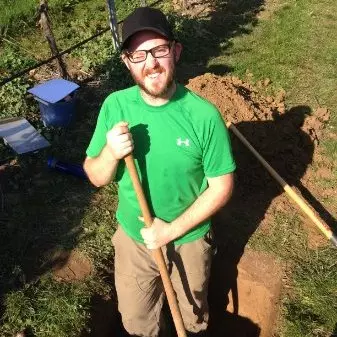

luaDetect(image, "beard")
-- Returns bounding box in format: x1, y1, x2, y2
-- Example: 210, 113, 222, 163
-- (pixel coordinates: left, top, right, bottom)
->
129, 62, 175, 98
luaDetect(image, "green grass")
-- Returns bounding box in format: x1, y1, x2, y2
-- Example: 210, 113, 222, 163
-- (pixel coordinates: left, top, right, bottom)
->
283, 246, 337, 337
0, 0, 149, 38
0, 155, 119, 336
250, 212, 337, 336
0, 0, 140, 62
213, 0, 337, 125
0, 0, 336, 336
1, 276, 91, 337
0, 0, 36, 33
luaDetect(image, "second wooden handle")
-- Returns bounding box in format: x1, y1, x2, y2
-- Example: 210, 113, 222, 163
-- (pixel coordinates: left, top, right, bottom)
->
226, 121, 337, 247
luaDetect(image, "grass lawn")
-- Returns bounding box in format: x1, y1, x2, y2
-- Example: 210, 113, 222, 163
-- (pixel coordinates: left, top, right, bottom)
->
0, 0, 336, 336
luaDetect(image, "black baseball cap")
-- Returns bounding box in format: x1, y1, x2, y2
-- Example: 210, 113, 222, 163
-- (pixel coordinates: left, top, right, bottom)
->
121, 7, 174, 50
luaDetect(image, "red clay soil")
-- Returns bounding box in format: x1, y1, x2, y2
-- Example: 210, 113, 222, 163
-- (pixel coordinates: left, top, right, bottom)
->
186, 73, 328, 137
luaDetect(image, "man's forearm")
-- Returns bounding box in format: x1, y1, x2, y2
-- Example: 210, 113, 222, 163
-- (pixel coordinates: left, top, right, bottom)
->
140, 174, 234, 249
84, 146, 119, 187
170, 174, 234, 239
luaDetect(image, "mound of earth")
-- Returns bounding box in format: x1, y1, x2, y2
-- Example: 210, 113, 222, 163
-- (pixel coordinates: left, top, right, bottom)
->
186, 73, 329, 142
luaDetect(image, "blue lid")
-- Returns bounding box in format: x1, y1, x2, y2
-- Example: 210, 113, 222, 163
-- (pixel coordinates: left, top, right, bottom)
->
28, 78, 80, 104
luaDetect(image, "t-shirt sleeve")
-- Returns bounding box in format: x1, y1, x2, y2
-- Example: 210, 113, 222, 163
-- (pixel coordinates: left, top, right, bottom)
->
86, 101, 110, 158
202, 108, 236, 177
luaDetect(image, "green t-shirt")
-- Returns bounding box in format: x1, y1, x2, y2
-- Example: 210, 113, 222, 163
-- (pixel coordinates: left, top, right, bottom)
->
86, 83, 236, 244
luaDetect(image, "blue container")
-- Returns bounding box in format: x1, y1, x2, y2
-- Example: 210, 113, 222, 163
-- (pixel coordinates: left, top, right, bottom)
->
28, 78, 80, 127
48, 157, 87, 179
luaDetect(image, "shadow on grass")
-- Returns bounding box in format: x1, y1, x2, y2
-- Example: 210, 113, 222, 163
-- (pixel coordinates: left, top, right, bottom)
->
173, 0, 265, 83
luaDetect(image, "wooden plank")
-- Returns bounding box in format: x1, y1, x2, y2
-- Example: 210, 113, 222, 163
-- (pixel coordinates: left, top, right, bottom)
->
39, 0, 69, 79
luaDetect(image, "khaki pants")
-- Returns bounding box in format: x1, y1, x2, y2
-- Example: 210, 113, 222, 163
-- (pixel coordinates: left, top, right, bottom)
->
112, 226, 213, 337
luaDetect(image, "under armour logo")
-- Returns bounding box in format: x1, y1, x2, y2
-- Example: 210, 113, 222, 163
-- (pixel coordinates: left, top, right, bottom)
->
177, 138, 190, 146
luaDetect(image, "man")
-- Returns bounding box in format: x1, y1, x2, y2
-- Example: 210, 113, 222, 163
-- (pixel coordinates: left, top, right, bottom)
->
84, 6, 235, 337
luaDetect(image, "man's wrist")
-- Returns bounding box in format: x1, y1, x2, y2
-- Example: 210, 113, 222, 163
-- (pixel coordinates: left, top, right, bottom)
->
102, 145, 119, 164
169, 219, 184, 241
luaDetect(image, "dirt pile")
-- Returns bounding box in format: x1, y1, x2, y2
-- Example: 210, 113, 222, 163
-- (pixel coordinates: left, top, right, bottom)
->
187, 73, 329, 144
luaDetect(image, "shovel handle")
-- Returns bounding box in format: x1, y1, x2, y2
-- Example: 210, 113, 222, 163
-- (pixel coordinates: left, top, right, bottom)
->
124, 154, 187, 337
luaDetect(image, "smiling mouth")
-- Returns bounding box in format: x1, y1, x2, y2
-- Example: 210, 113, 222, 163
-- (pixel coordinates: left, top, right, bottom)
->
147, 72, 161, 79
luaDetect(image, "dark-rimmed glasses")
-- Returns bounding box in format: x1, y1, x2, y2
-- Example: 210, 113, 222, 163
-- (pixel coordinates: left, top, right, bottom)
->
125, 42, 174, 63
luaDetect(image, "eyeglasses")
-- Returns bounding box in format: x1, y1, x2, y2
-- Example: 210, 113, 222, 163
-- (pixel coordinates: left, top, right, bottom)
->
125, 42, 173, 63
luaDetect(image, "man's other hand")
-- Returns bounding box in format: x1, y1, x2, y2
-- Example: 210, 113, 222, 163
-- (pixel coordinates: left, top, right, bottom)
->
139, 217, 176, 249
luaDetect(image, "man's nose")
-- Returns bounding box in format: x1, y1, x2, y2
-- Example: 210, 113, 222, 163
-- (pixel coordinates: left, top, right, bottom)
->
145, 52, 159, 68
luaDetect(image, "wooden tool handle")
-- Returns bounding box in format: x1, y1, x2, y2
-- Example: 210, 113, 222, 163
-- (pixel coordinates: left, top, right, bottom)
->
124, 154, 152, 227
226, 121, 337, 247
124, 154, 187, 337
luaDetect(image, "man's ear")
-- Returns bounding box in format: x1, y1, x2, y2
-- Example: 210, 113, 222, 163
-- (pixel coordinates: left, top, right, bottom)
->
121, 53, 130, 70
174, 42, 183, 63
